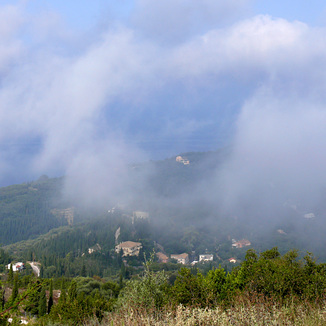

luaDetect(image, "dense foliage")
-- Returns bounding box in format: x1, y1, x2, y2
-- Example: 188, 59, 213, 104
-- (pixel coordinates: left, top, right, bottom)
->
0, 177, 68, 245
1, 247, 326, 325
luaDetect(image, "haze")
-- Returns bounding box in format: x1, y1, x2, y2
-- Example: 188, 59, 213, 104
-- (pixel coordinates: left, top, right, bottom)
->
1, 1, 326, 230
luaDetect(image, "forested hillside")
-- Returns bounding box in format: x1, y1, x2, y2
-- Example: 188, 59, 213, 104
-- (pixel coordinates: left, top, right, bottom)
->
2, 149, 326, 278
145, 149, 228, 197
0, 150, 228, 246
0, 176, 70, 245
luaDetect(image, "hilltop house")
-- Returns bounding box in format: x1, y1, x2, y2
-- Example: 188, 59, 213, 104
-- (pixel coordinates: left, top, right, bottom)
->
199, 254, 214, 262
176, 156, 190, 165
228, 258, 237, 263
115, 241, 142, 257
171, 253, 189, 265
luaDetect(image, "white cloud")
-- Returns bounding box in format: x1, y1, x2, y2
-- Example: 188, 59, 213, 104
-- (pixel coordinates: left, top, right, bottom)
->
215, 83, 326, 221
171, 15, 314, 78
0, 27, 157, 174
1, 0, 326, 216
0, 4, 23, 73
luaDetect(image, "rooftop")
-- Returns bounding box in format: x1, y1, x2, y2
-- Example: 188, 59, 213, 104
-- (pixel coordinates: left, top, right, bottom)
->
118, 241, 142, 248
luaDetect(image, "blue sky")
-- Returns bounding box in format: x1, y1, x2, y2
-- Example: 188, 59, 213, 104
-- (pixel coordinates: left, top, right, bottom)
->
22, 0, 326, 30
254, 0, 326, 25
1, 0, 326, 190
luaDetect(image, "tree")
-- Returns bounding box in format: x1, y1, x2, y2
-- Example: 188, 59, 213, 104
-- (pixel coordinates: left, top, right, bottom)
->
10, 274, 19, 304
49, 282, 68, 322
68, 280, 77, 303
117, 253, 169, 311
119, 272, 123, 289
81, 262, 86, 277
0, 285, 4, 310
39, 265, 44, 278
49, 280, 87, 325
38, 286, 46, 316
204, 266, 227, 305
7, 265, 13, 286
24, 280, 42, 316
172, 267, 206, 307
47, 280, 53, 314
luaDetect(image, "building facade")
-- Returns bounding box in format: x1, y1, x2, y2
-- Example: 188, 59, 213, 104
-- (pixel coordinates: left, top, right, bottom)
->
115, 241, 142, 257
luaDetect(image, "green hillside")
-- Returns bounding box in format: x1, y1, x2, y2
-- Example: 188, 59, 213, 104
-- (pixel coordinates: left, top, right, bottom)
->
0, 176, 70, 245
1, 148, 326, 278
0, 149, 228, 246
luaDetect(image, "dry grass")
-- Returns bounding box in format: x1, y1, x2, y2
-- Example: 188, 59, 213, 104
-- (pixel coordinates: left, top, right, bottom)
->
83, 302, 326, 326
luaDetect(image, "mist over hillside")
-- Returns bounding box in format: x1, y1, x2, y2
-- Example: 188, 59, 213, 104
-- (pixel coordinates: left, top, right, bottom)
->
1, 148, 326, 262
2, 2, 326, 324
1, 2, 326, 262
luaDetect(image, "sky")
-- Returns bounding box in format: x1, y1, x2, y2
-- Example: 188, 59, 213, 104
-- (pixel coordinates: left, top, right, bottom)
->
1, 0, 326, 198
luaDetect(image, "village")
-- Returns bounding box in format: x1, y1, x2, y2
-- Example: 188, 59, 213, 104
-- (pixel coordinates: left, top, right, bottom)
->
5, 203, 253, 276
110, 208, 251, 267
113, 237, 251, 266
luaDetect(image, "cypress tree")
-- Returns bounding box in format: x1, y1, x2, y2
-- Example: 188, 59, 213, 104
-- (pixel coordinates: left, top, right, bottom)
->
39, 265, 44, 278
0, 286, 5, 310
120, 262, 126, 279
11, 273, 19, 303
47, 280, 53, 314
119, 272, 123, 289
68, 280, 77, 303
38, 286, 46, 316
8, 264, 13, 286
59, 282, 66, 304
25, 280, 41, 316
81, 262, 86, 277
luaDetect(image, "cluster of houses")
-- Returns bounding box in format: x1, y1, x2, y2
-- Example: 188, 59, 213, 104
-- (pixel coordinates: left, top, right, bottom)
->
114, 241, 195, 264
110, 206, 250, 265
114, 240, 242, 265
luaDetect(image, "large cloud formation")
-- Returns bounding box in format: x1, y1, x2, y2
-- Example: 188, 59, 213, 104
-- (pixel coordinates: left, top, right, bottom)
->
1, 1, 326, 214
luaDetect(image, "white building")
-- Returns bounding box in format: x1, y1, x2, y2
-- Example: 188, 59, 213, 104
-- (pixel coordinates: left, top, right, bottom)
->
199, 254, 214, 262
171, 253, 189, 265
115, 241, 142, 257
7, 262, 24, 272
228, 258, 237, 263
